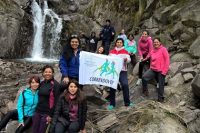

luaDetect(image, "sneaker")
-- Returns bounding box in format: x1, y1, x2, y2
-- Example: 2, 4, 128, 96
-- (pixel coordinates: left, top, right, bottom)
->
136, 78, 142, 86
156, 83, 159, 88
107, 105, 114, 110
128, 102, 135, 107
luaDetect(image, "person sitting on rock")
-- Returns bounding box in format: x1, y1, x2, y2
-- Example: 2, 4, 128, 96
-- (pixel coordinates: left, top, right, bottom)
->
49, 79, 87, 133
32, 65, 61, 133
0, 76, 40, 133
124, 33, 137, 68
142, 37, 170, 102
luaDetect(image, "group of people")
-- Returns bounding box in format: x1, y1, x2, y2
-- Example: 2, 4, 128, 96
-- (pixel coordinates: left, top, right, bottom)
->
0, 19, 170, 133
0, 65, 87, 133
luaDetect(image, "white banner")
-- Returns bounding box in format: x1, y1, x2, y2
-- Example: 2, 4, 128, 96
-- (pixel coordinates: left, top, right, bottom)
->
79, 51, 123, 89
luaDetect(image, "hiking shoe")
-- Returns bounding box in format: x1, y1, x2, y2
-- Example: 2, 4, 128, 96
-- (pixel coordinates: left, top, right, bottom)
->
128, 102, 135, 107
136, 78, 142, 86
143, 90, 149, 96
157, 98, 164, 103
107, 105, 114, 110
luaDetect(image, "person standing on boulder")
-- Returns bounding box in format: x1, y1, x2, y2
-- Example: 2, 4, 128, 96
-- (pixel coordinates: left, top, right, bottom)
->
59, 36, 82, 85
136, 30, 153, 86
0, 76, 40, 133
99, 19, 115, 55
107, 38, 133, 110
142, 37, 170, 102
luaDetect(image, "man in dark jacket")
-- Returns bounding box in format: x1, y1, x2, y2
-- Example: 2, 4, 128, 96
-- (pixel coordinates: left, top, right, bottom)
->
99, 19, 115, 55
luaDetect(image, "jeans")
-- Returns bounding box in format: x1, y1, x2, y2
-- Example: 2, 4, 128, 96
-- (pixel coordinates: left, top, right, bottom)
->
138, 59, 150, 79
102, 40, 111, 55
55, 121, 79, 133
142, 69, 165, 100
110, 71, 130, 106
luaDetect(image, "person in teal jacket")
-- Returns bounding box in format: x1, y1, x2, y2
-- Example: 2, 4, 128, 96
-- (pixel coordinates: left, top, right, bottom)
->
124, 34, 137, 67
0, 76, 40, 133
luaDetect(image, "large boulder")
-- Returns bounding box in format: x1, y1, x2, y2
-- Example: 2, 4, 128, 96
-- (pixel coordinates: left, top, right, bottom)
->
191, 74, 200, 98
169, 62, 193, 77
182, 107, 200, 133
189, 36, 200, 58
171, 53, 192, 63
180, 1, 200, 28
83, 85, 106, 105
0, 0, 23, 58
168, 73, 184, 87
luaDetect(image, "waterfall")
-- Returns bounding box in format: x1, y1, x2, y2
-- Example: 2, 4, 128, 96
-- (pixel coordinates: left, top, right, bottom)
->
29, 0, 62, 62
31, 0, 43, 59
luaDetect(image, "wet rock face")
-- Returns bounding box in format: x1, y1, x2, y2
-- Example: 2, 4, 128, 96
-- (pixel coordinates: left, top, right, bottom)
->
0, 0, 32, 58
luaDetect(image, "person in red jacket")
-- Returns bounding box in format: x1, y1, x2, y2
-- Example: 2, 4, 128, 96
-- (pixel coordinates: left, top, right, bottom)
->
142, 37, 170, 102
107, 38, 133, 110
136, 30, 153, 85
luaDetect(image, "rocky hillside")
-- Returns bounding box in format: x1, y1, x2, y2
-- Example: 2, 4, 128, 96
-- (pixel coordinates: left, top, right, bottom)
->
1, 0, 200, 133
1, 0, 200, 59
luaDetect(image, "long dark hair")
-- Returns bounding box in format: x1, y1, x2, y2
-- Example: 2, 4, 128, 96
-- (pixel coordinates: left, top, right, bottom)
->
64, 79, 85, 104
63, 36, 80, 60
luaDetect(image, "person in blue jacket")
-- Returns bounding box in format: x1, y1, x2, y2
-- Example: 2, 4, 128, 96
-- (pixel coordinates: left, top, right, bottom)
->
0, 75, 40, 133
59, 35, 81, 84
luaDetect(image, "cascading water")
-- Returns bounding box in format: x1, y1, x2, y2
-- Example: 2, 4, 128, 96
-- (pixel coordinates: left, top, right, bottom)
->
28, 0, 62, 62
31, 0, 43, 59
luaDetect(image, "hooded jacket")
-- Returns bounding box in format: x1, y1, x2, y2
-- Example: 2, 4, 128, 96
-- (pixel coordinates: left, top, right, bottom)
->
109, 47, 131, 71
150, 45, 170, 75
17, 88, 39, 123
124, 39, 137, 54
138, 36, 153, 58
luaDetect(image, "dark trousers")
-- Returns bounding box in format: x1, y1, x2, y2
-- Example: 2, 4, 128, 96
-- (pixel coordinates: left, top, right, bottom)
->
89, 43, 97, 53
110, 71, 130, 106
102, 40, 111, 55
142, 69, 165, 100
138, 59, 150, 78
130, 54, 136, 68
32, 112, 48, 133
0, 109, 32, 133
55, 121, 79, 133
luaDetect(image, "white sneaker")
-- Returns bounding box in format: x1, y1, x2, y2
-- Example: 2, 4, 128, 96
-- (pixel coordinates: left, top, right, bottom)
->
156, 83, 159, 88
136, 78, 142, 86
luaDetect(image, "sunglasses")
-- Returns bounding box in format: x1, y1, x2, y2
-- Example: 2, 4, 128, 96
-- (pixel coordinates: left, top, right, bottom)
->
71, 34, 78, 37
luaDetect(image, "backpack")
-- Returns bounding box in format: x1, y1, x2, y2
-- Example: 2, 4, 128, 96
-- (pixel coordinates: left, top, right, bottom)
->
22, 90, 26, 118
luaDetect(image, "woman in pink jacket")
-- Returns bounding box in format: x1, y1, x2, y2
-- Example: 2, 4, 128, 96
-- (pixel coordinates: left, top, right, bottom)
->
136, 30, 153, 85
142, 37, 170, 102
